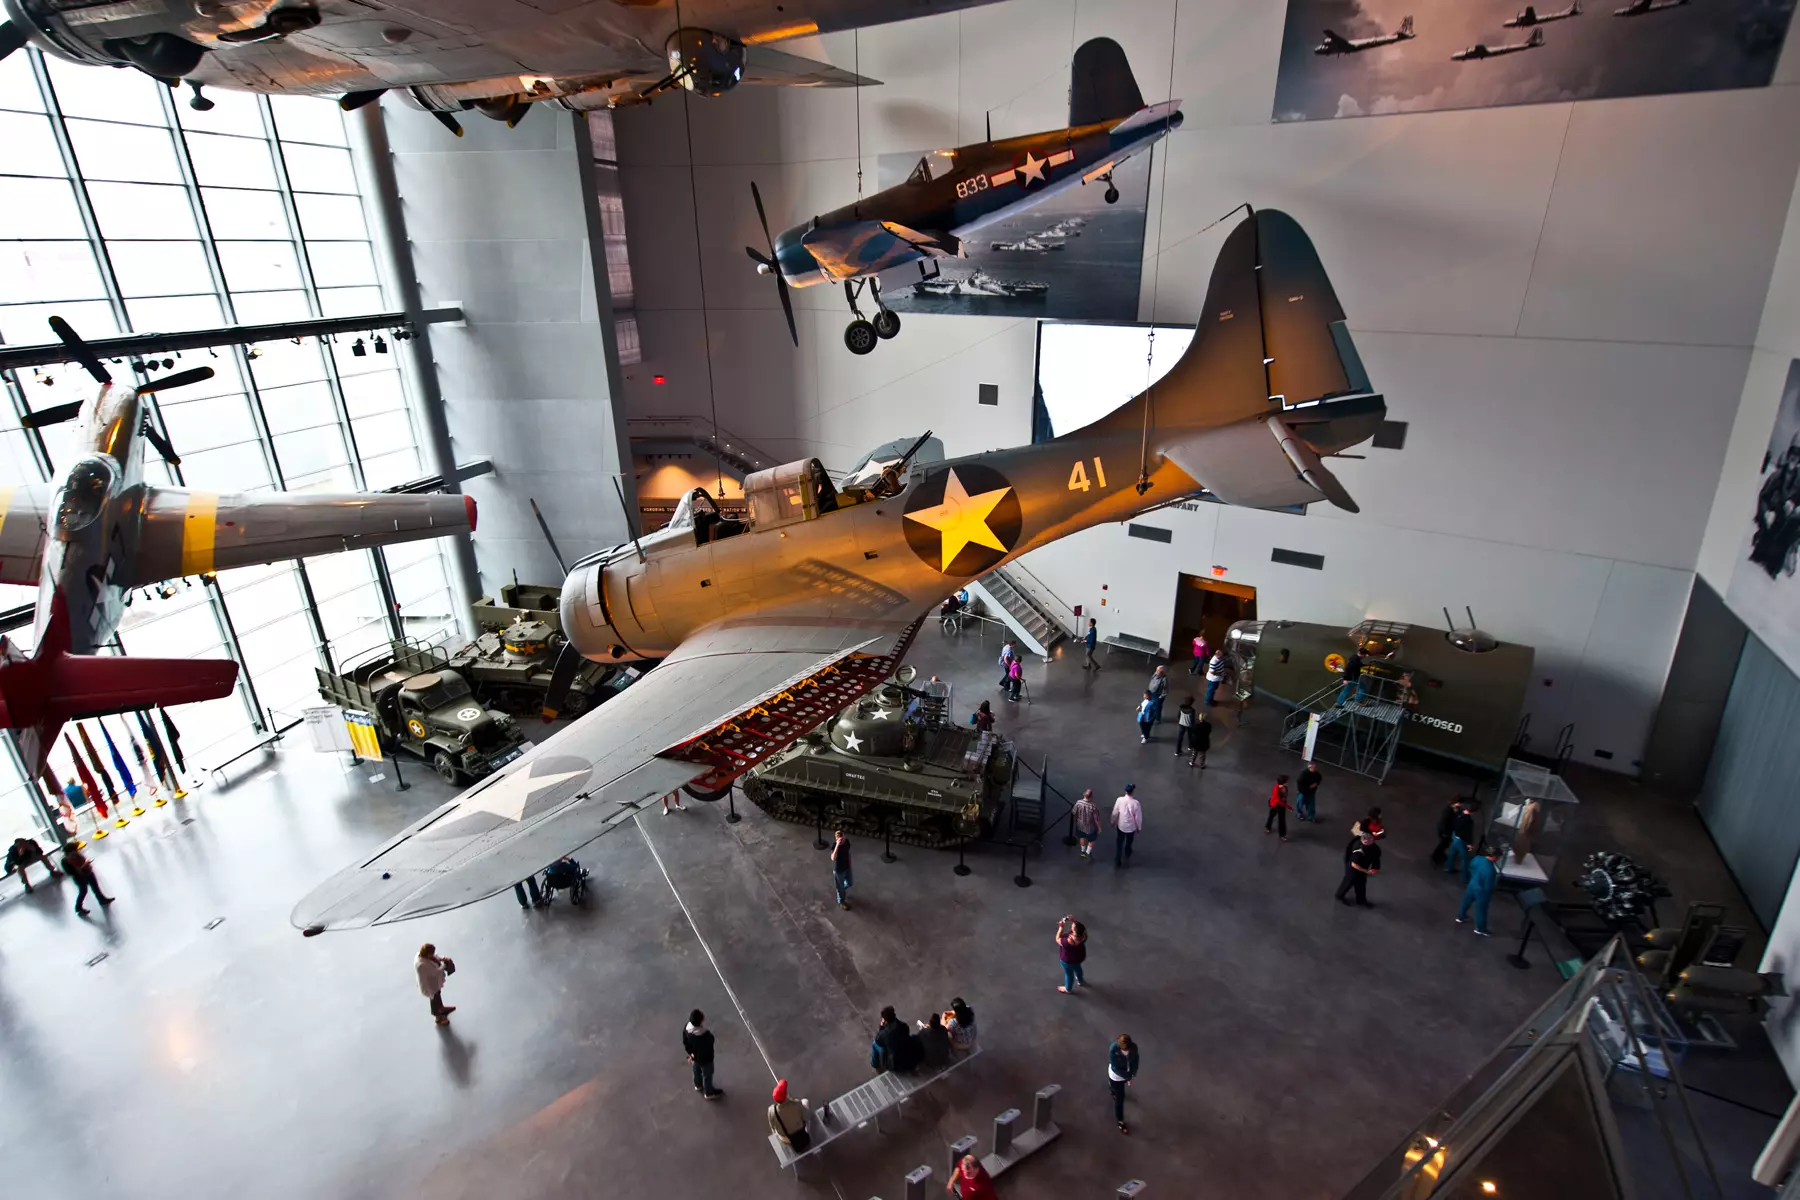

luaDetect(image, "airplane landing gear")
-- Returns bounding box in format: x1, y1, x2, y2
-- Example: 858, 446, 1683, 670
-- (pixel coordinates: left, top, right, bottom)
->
1098, 170, 1120, 204
843, 278, 898, 355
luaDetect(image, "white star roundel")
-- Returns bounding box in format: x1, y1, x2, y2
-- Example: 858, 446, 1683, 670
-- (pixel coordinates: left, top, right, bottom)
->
843, 731, 864, 752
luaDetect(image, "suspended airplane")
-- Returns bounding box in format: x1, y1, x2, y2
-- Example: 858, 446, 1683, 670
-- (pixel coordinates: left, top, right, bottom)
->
1452, 28, 1547, 60
0, 319, 475, 775
292, 206, 1390, 931
1313, 16, 1416, 55
1614, 0, 1690, 15
1505, 4, 1583, 27
0, 0, 1002, 127
746, 37, 1182, 356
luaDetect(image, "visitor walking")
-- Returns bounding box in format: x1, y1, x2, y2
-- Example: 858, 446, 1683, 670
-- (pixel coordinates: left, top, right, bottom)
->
1431, 797, 1463, 865
1082, 618, 1100, 670
1006, 655, 1024, 702
1055, 915, 1088, 993
1265, 774, 1291, 840
1336, 832, 1380, 907
1336, 649, 1366, 706
661, 790, 687, 815
1108, 1033, 1140, 1134
1135, 691, 1155, 743
1456, 846, 1501, 936
1188, 631, 1210, 675
1444, 802, 1478, 878
946, 1153, 998, 1200
684, 1009, 723, 1098
973, 700, 994, 733
60, 842, 112, 915
768, 1080, 810, 1150
1111, 784, 1143, 867
997, 640, 1016, 690
1147, 665, 1169, 724
1172, 696, 1198, 755
416, 943, 456, 1025
1296, 761, 1322, 822
1072, 788, 1101, 860
1188, 711, 1213, 769
831, 828, 853, 910
1203, 651, 1230, 706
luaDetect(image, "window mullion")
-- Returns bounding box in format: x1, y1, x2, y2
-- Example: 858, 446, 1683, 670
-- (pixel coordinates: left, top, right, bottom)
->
29, 47, 130, 334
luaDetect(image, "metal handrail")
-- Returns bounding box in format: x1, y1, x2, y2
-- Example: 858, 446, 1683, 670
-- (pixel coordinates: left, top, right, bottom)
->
993, 561, 1078, 639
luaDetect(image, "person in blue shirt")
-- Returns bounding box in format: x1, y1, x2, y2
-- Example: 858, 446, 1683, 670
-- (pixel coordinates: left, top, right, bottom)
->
1082, 618, 1100, 671
1107, 1033, 1139, 1134
1456, 845, 1501, 936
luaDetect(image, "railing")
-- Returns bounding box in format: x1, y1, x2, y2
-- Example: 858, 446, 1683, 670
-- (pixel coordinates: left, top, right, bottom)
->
625, 415, 783, 478
993, 561, 1079, 641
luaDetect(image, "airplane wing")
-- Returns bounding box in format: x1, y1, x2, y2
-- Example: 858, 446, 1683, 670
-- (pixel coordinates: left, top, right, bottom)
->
0, 485, 49, 587
1320, 30, 1356, 51
123, 488, 473, 586
802, 220, 955, 280
291, 614, 922, 930
743, 44, 876, 88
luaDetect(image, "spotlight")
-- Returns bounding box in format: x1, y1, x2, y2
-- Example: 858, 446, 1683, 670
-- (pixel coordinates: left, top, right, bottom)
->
351, 338, 366, 357
162, 357, 174, 369
246, 346, 262, 359
373, 336, 387, 354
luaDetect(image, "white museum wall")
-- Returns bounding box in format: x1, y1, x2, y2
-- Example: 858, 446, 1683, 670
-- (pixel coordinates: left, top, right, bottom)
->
384, 103, 631, 589
613, 0, 1800, 773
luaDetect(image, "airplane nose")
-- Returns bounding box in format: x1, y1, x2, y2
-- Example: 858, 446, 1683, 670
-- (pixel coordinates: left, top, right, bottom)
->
756, 262, 773, 276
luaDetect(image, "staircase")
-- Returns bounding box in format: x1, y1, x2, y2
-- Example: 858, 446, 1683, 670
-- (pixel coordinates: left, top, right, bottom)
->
626, 415, 783, 479
972, 567, 1069, 656
1279, 676, 1405, 783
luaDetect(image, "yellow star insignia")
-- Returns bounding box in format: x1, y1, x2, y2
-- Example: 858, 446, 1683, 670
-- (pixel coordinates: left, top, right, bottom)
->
904, 468, 1013, 571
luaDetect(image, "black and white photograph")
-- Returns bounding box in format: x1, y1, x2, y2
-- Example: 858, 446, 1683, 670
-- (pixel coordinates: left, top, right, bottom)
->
874, 147, 1152, 322
1728, 358, 1800, 673
1273, 0, 1797, 122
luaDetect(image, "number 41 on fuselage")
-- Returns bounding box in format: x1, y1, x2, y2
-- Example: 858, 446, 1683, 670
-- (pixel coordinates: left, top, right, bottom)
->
745, 37, 1182, 356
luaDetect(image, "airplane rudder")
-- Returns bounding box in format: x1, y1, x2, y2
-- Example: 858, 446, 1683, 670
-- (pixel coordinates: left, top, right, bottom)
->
1068, 37, 1145, 128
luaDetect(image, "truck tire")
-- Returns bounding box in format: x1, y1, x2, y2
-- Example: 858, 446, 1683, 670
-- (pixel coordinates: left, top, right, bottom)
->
432, 751, 461, 785
562, 690, 590, 718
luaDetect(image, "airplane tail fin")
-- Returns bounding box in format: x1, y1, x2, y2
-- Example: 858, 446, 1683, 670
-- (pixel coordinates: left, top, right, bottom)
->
0, 639, 238, 774
1401, 15, 1415, 36
1074, 208, 1385, 510
1069, 37, 1144, 128
1530, 28, 1545, 45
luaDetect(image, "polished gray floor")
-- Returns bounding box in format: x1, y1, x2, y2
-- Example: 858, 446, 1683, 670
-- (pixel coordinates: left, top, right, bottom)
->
0, 629, 1781, 1199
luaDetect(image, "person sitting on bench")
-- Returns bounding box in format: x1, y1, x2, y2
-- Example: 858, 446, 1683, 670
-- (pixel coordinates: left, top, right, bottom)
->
767, 1079, 811, 1152
872, 1005, 919, 1073
5, 837, 61, 893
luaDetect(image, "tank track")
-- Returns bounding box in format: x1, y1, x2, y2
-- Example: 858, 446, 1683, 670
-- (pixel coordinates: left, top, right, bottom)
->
740, 777, 978, 849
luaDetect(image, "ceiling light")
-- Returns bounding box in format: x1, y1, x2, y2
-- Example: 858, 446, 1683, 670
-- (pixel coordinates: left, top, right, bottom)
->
351, 338, 366, 357
373, 336, 387, 354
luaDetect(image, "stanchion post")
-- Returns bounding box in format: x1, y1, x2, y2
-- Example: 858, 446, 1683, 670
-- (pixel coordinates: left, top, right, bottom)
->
815, 805, 828, 850
882, 805, 897, 864
953, 834, 971, 876
1507, 913, 1534, 970
391, 751, 409, 792
948, 1135, 978, 1178
725, 782, 741, 824
1033, 1084, 1060, 1130
1014, 840, 1032, 888
1118, 1181, 1148, 1198
1062, 806, 1077, 847
992, 1108, 1020, 1156
904, 1164, 931, 1200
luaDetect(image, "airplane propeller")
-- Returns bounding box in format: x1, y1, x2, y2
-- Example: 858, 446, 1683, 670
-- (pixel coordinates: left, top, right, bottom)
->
0, 20, 27, 63
49, 316, 111, 386
745, 182, 798, 347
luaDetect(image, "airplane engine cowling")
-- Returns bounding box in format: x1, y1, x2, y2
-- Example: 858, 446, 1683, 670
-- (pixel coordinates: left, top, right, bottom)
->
561, 562, 649, 664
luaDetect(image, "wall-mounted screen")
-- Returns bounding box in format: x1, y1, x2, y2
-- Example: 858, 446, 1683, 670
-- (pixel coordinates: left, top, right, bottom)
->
1033, 321, 1194, 442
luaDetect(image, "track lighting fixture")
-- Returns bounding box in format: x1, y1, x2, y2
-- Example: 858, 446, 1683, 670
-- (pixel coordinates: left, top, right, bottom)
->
373, 335, 387, 354
351, 338, 366, 357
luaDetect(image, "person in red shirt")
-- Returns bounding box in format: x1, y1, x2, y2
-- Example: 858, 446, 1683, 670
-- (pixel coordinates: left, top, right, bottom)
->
946, 1153, 997, 1200
1264, 774, 1292, 841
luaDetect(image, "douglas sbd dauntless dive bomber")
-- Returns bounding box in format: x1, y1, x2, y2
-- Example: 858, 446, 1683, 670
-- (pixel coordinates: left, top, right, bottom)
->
293, 208, 1388, 932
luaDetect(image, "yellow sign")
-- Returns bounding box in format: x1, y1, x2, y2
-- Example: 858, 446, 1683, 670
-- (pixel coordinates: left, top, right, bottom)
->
1324, 653, 1346, 674
345, 711, 384, 761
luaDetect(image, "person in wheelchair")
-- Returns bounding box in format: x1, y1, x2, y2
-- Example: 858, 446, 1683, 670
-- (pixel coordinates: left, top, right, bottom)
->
541, 856, 589, 905
938, 592, 966, 632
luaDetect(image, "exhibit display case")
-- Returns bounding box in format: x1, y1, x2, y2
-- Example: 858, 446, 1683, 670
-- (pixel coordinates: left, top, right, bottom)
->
1486, 759, 1581, 886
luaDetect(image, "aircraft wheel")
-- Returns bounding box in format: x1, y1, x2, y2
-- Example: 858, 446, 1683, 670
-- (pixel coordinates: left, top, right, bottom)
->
1104, 185, 1120, 205
873, 309, 901, 340
844, 319, 878, 355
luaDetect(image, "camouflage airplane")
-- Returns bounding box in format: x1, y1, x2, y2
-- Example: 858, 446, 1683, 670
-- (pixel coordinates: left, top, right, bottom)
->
293, 206, 1389, 931
1313, 15, 1416, 55
746, 37, 1182, 355
1452, 28, 1546, 60
0, 319, 475, 775
0, 0, 1003, 125
1505, 4, 1583, 27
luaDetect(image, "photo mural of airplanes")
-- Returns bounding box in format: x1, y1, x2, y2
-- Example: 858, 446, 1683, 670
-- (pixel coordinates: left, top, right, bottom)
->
0, 0, 1003, 126
1614, 0, 1690, 15
1452, 28, 1546, 60
0, 319, 475, 775
293, 206, 1389, 932
1505, 4, 1583, 27
745, 37, 1183, 355
1313, 16, 1416, 55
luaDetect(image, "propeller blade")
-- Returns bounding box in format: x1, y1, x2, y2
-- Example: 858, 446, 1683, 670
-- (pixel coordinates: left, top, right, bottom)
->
142, 423, 182, 467
0, 20, 27, 62
20, 400, 83, 430
48, 316, 110, 386
751, 180, 775, 251
776, 274, 797, 347
339, 88, 387, 111
135, 365, 214, 394
430, 110, 464, 137
540, 642, 583, 723
528, 497, 568, 575
745, 245, 773, 267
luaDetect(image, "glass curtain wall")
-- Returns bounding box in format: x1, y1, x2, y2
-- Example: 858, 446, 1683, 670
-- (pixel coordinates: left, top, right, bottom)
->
0, 50, 459, 844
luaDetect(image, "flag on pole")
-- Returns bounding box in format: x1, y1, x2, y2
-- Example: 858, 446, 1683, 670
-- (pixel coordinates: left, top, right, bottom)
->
78, 724, 117, 804
137, 710, 182, 799
158, 707, 187, 775
64, 733, 101, 806
101, 720, 136, 799
125, 722, 161, 807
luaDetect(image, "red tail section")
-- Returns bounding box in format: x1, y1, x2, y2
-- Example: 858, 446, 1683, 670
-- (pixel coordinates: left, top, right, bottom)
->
0, 636, 238, 775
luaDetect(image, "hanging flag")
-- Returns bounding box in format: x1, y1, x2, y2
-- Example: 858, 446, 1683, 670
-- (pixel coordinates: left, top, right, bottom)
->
125, 723, 161, 807
65, 733, 107, 820
158, 708, 187, 775
78, 724, 118, 804
137, 710, 181, 796
101, 720, 137, 798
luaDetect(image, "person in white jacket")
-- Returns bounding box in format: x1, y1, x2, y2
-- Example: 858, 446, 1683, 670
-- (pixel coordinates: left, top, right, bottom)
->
417, 943, 456, 1025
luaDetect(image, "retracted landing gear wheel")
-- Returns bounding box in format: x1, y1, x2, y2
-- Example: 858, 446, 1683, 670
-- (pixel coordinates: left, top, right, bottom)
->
1104, 185, 1120, 204
844, 319, 878, 355
872, 309, 901, 340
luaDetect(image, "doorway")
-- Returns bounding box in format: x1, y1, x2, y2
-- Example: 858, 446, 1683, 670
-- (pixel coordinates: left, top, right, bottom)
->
1170, 574, 1257, 670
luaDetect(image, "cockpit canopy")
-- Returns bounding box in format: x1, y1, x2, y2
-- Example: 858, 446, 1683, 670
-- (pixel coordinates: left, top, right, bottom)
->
665, 486, 747, 546
54, 455, 118, 538
906, 150, 957, 185
744, 458, 840, 531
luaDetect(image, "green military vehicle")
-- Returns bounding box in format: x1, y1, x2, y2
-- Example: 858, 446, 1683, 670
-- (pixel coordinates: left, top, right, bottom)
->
316, 643, 529, 784
448, 582, 636, 717
740, 670, 1015, 848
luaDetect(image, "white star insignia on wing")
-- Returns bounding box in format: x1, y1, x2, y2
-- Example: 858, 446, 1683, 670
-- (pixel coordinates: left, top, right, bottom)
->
1018, 151, 1046, 185
458, 764, 588, 823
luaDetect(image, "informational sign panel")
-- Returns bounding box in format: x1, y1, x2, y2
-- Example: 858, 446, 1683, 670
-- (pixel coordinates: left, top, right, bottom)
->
1302, 712, 1321, 762
343, 710, 384, 761
304, 705, 354, 753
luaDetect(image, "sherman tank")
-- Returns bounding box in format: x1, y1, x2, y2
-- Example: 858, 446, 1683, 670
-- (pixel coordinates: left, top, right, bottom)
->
441, 582, 637, 717
740, 670, 1015, 848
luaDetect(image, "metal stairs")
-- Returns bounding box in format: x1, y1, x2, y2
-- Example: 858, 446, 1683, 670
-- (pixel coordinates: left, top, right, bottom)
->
972, 567, 1067, 655
1279, 676, 1405, 783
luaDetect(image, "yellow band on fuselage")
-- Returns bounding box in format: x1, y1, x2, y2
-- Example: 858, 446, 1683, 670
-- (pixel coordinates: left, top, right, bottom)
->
180, 493, 219, 575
